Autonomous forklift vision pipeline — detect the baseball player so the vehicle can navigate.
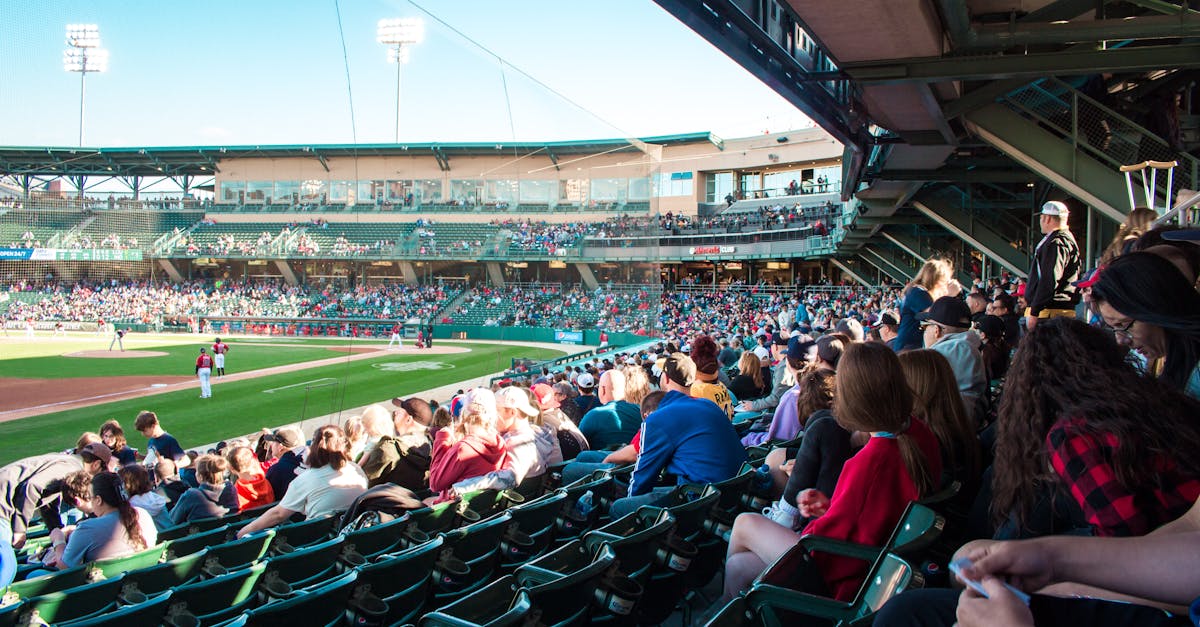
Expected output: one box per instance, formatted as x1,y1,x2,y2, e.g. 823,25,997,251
388,323,403,349
24,319,34,340
108,327,127,352
96,318,106,337
195,348,214,398
212,337,230,377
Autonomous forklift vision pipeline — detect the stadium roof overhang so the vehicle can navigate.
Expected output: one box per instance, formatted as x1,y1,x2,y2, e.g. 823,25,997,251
655,0,1198,280
0,132,723,178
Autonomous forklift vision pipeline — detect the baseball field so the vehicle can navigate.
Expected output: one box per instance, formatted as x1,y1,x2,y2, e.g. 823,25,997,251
0,332,565,465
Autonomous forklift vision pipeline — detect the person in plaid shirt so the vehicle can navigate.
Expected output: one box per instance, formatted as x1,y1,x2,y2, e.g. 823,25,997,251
992,318,1200,538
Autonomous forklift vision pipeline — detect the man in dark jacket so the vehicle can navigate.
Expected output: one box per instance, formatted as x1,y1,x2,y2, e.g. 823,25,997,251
0,443,111,547
1025,201,1081,331
265,426,306,500
361,398,432,491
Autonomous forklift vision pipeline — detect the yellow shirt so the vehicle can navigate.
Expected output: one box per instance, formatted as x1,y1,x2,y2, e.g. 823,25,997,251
691,379,735,420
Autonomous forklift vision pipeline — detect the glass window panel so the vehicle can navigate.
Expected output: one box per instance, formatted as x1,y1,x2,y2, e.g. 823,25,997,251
519,179,555,205
485,180,518,204
559,179,587,206
245,181,272,202
219,181,244,202
591,178,626,201
628,177,650,200
451,180,483,206
329,181,350,202
273,181,299,204
413,179,442,204
300,179,327,203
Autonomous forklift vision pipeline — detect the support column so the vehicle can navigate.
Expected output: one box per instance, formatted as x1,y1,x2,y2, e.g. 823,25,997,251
156,259,185,283
399,261,418,285
273,260,299,286
574,263,599,290
485,262,506,287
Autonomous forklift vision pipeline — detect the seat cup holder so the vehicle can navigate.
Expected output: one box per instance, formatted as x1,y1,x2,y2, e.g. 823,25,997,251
594,574,642,616
655,536,698,572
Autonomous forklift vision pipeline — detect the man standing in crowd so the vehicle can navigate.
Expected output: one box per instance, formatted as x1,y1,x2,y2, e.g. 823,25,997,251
609,353,745,518
196,347,214,399
212,337,230,377
1025,200,1081,330
0,443,112,547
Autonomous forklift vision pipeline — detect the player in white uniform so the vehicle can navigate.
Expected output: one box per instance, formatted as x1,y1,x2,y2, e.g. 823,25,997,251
388,323,403,348
212,337,230,377
196,348,214,398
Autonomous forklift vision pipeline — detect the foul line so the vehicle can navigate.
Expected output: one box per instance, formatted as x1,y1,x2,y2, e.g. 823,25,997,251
262,378,339,394
0,386,166,416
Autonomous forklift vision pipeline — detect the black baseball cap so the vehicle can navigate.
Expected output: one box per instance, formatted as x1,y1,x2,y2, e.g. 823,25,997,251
917,297,972,328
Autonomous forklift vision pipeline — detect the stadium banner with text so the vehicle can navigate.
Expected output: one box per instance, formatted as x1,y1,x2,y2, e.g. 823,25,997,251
554,330,584,344
0,248,143,261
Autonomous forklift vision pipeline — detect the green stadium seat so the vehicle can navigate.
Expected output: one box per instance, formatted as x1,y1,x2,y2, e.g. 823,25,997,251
2,565,91,606
165,563,267,626
349,535,445,626
120,548,209,597
514,540,617,627
434,512,515,603
340,515,430,561
12,576,126,625
419,575,534,627
501,491,568,569
242,570,357,627
165,524,233,559
460,488,524,520
88,542,169,580
414,499,480,535
582,508,676,583
269,516,337,554
746,553,919,627
204,530,277,573
260,537,350,597
55,589,174,627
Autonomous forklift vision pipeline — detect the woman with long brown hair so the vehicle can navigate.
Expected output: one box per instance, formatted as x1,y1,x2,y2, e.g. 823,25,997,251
895,258,958,351
725,343,941,602
992,318,1200,538
237,425,368,538
899,349,982,486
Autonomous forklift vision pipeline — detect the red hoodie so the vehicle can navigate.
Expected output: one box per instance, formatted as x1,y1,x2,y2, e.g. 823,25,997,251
428,428,509,502
235,472,276,511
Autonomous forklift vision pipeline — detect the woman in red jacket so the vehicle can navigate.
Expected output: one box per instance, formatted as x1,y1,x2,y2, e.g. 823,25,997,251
724,342,942,601
427,388,509,503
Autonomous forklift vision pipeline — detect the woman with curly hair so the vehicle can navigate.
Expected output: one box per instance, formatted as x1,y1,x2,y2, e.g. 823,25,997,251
992,318,1200,538
1089,251,1200,398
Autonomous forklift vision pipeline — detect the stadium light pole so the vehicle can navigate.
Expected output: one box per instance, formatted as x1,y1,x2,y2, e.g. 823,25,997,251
377,17,423,144
63,24,109,147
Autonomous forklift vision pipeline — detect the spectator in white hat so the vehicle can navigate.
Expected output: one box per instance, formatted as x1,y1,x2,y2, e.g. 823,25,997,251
1025,200,1081,331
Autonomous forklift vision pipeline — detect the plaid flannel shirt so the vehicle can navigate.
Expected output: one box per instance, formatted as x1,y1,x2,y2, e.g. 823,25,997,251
1047,417,1200,537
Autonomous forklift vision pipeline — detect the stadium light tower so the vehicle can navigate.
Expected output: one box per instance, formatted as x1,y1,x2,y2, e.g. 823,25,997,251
63,24,109,146
377,17,424,143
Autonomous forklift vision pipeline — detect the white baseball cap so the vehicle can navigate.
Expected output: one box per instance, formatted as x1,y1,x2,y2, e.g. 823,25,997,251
1041,201,1070,217
576,373,596,389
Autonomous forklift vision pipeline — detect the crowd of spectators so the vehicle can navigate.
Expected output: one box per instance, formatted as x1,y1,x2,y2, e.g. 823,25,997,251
308,283,462,320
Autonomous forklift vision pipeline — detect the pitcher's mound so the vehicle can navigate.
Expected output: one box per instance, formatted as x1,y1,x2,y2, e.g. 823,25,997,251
65,350,169,358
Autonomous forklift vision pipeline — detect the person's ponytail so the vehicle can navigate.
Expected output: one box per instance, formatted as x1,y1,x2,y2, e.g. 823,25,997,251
92,472,147,550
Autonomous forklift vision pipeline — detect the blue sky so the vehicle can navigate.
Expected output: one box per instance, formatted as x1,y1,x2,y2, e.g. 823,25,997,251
0,0,812,148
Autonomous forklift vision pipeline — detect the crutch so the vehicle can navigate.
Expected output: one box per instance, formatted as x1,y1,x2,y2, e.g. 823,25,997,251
1119,160,1177,213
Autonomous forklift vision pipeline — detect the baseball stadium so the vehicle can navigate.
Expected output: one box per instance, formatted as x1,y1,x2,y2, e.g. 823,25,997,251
1,0,1199,625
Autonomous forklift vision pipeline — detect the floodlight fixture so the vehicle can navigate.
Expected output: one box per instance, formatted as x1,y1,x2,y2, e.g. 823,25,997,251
377,17,424,143
63,23,108,146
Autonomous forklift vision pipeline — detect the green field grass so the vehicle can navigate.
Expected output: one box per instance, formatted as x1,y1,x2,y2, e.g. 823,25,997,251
0,342,563,465
0,341,347,379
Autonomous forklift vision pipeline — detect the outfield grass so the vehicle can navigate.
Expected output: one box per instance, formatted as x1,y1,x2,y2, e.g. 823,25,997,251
0,342,563,465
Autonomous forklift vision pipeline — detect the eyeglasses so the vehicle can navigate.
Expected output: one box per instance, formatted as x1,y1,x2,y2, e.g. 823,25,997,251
1107,318,1136,340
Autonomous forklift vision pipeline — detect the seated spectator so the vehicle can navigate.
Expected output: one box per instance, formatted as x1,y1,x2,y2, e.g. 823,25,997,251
344,416,367,462
264,426,306,499
920,297,987,423
45,472,156,570
226,446,275,512
609,354,746,518
427,388,509,503
742,336,818,448
238,425,368,537
991,292,1022,345
457,387,563,494
553,382,584,424
360,399,432,492
170,454,237,524
359,404,395,459
573,374,602,415
690,334,736,419
1090,252,1200,398
898,350,983,489
0,442,112,548
99,420,138,467
531,382,588,461
118,464,171,530
577,370,642,450
896,258,956,352
728,351,769,402
992,318,1200,537
152,458,188,510
135,411,190,468
724,342,942,601
738,334,792,415
760,368,848,530
975,314,1013,382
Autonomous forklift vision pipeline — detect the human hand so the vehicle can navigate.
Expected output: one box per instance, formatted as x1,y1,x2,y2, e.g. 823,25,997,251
780,460,795,476
945,279,963,298
957,539,1055,593
797,489,830,518
956,577,1035,627
738,401,753,412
